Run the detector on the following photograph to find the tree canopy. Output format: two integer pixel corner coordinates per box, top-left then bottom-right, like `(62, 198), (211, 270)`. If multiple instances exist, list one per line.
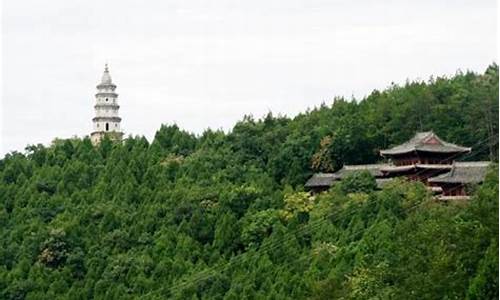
(0, 64), (498, 299)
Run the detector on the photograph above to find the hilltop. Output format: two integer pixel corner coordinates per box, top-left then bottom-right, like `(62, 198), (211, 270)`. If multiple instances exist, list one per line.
(0, 64), (498, 299)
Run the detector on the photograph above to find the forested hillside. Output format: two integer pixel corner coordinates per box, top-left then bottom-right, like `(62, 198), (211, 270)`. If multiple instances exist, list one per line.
(0, 64), (498, 299)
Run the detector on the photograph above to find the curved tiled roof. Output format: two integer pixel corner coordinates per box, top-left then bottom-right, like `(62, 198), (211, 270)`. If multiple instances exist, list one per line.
(380, 131), (471, 156)
(339, 164), (388, 177)
(304, 173), (338, 188)
(380, 164), (453, 173)
(428, 161), (491, 184)
(305, 164), (388, 188)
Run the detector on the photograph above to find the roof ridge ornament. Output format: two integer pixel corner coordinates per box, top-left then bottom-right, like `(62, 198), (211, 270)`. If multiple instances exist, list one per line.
(422, 132), (442, 145)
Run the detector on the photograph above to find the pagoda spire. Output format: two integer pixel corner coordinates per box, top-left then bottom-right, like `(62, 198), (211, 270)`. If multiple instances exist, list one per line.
(100, 63), (113, 85)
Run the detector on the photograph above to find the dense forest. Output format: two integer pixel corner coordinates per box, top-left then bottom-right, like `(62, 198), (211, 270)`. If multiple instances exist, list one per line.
(0, 64), (498, 299)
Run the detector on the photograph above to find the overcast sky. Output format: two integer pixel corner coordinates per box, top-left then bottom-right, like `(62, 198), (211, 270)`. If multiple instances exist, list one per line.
(1, 0), (497, 156)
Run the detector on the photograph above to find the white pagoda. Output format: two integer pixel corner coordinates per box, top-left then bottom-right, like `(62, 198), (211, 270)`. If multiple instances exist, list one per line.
(90, 64), (123, 145)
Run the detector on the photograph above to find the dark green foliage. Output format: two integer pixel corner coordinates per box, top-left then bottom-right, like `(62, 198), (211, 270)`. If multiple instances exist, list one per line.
(340, 171), (377, 194)
(0, 65), (498, 299)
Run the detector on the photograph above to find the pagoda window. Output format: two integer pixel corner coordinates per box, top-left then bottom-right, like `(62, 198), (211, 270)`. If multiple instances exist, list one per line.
(106, 123), (109, 131)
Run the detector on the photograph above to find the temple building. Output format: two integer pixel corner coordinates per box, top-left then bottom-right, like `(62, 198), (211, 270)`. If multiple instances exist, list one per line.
(90, 64), (124, 145)
(378, 131), (471, 183)
(305, 131), (491, 200)
(428, 161), (491, 200)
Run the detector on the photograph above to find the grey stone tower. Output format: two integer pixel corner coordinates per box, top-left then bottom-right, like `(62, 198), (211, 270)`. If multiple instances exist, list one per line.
(91, 64), (123, 145)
